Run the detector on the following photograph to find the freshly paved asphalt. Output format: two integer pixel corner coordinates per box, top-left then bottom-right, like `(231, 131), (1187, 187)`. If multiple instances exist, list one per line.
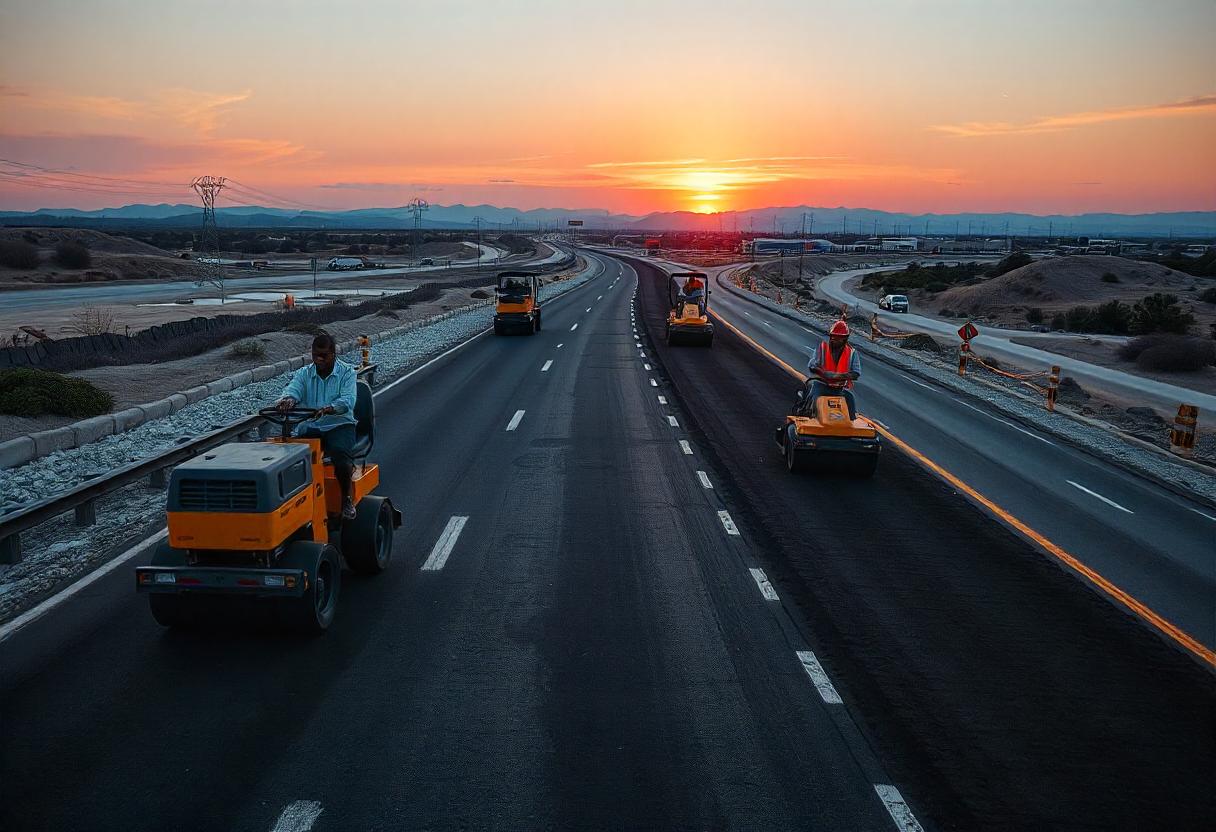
(2, 250), (1212, 830)
(1, 251), (904, 831)
(700, 262), (1216, 650)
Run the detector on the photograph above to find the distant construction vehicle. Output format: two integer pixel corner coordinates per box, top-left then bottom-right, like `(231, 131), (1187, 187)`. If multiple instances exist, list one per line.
(327, 257), (364, 271)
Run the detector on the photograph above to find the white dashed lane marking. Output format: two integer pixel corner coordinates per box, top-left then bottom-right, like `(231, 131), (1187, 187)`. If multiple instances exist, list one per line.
(657, 395), (667, 405)
(570, 323), (579, 331)
(679, 440), (693, 455)
(506, 410), (526, 431)
(667, 415), (679, 427)
(796, 650), (842, 705)
(541, 360), (553, 372)
(1066, 480), (1134, 514)
(900, 374), (936, 392)
(749, 567), (779, 601)
(270, 801), (324, 832)
(696, 470), (712, 489)
(650, 378), (658, 387)
(717, 510), (740, 536)
(644, 363), (651, 370)
(955, 400), (1055, 446)
(421, 516), (469, 571)
(874, 784), (925, 832)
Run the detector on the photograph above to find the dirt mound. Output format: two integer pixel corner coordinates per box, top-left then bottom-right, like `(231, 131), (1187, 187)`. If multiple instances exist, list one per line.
(0, 227), (170, 257)
(899, 333), (943, 353)
(932, 255), (1198, 312)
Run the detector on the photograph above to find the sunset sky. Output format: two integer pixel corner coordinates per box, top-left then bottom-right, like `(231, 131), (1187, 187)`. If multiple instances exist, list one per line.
(1, 0), (1213, 216)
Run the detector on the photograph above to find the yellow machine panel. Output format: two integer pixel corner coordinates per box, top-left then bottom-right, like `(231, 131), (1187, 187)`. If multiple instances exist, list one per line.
(497, 298), (536, 314)
(787, 396), (875, 438)
(167, 491), (313, 550)
(325, 463), (381, 516)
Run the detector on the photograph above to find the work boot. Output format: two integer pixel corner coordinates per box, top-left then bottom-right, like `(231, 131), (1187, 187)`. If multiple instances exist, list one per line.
(342, 498), (357, 520)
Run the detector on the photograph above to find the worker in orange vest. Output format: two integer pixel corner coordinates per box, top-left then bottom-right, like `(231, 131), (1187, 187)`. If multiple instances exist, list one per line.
(681, 274), (706, 312)
(797, 319), (861, 419)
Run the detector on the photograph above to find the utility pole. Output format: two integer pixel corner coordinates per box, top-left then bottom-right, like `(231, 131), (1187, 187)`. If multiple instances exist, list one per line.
(799, 212), (807, 279)
(473, 216), (484, 272)
(191, 175), (227, 302)
(407, 197), (429, 264)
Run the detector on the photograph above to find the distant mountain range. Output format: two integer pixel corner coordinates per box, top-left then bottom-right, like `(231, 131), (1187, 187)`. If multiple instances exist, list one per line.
(1, 202), (1212, 238)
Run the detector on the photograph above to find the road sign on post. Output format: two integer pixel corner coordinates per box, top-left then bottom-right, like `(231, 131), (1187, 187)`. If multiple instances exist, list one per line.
(958, 321), (979, 341)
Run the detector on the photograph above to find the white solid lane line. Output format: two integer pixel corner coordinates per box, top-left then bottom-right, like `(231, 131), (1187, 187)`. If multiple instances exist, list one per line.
(1191, 508), (1216, 522)
(1066, 480), (1134, 514)
(0, 529), (168, 644)
(667, 415), (679, 427)
(800, 326), (814, 334)
(570, 323), (579, 331)
(696, 470), (713, 489)
(541, 360), (553, 372)
(749, 567), (779, 601)
(421, 515), (470, 571)
(874, 785), (925, 832)
(657, 395), (667, 405)
(506, 410), (526, 431)
(271, 801), (324, 832)
(743, 310), (752, 317)
(762, 321), (773, 328)
(900, 374), (937, 392)
(718, 510), (740, 536)
(956, 400), (1056, 446)
(680, 440), (693, 455)
(796, 650), (843, 705)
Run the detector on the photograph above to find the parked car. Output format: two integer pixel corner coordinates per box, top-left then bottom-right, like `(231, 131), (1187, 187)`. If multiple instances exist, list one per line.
(879, 294), (909, 313)
(327, 257), (364, 271)
(419, 258), (435, 266)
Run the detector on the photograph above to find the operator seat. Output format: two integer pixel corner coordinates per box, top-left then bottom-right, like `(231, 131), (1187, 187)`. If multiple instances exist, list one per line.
(351, 381), (374, 463)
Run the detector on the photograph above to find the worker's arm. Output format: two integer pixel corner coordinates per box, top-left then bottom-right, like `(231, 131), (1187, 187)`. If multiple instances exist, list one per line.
(806, 342), (826, 379)
(321, 364), (357, 416)
(846, 349), (861, 381)
(277, 366), (307, 410)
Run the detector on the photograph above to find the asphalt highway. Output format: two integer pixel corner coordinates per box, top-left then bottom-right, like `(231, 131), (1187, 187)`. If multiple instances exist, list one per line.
(700, 263), (1216, 651)
(0, 242), (523, 313)
(2, 251), (914, 831)
(620, 253), (1214, 830)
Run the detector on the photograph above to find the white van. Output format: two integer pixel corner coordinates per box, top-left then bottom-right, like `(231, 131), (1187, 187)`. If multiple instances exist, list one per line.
(326, 257), (364, 271)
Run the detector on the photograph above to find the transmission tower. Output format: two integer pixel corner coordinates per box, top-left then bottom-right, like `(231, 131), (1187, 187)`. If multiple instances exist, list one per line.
(407, 197), (429, 264)
(191, 176), (227, 300)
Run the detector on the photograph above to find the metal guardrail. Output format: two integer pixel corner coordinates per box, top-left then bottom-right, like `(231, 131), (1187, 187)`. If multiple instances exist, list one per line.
(0, 414), (267, 564)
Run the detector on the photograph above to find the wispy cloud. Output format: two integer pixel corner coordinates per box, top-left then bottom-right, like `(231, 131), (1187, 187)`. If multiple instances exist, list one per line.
(933, 94), (1216, 137)
(488, 178), (515, 183)
(588, 158), (706, 169)
(157, 89), (253, 133)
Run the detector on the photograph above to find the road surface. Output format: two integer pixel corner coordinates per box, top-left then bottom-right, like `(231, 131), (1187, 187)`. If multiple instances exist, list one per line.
(1, 249), (1212, 832)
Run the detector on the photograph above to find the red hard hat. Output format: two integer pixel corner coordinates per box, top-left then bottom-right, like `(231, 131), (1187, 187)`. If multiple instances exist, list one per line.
(830, 320), (850, 336)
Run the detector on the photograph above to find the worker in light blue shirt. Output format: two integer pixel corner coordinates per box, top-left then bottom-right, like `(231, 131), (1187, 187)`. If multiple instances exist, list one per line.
(276, 332), (359, 518)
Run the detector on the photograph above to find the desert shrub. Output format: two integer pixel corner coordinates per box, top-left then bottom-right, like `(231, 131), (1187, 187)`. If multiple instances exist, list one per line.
(1025, 307), (1044, 324)
(54, 240), (91, 269)
(1100, 272), (1120, 283)
(1118, 334), (1171, 362)
(238, 238), (267, 255)
(1134, 337), (1216, 372)
(470, 289), (491, 299)
(0, 240), (40, 269)
(938, 308), (956, 318)
(375, 309), (399, 318)
(1092, 300), (1133, 334)
(1050, 313), (1067, 330)
(1198, 287), (1216, 304)
(0, 368), (113, 418)
(227, 340), (267, 359)
(1063, 306), (1094, 331)
(1131, 293), (1195, 334)
(924, 281), (949, 293)
(277, 238), (297, 254)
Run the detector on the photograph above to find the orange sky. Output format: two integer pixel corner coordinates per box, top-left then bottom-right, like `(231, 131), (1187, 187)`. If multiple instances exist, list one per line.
(1, 0), (1214, 215)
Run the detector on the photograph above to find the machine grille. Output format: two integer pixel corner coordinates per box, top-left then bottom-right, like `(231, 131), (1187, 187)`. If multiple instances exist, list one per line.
(177, 479), (259, 511)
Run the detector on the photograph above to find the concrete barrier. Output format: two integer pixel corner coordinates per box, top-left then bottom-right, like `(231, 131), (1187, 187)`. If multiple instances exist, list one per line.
(206, 378), (233, 396)
(182, 385), (210, 404)
(139, 399), (172, 421)
(112, 407), (146, 432)
(166, 393), (189, 413)
(71, 415), (116, 447)
(32, 427), (75, 457)
(0, 436), (36, 469)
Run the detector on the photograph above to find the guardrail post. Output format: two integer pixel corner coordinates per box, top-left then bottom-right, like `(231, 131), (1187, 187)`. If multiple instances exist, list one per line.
(359, 334), (370, 368)
(1169, 404), (1199, 458)
(75, 500), (96, 527)
(0, 533), (20, 565)
(1046, 365), (1060, 412)
(958, 342), (969, 375)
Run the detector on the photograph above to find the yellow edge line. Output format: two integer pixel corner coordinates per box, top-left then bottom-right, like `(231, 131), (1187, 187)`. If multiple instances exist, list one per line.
(710, 305), (1216, 669)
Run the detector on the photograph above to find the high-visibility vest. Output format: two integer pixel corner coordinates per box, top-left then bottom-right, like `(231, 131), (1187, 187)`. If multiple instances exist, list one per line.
(820, 342), (854, 388)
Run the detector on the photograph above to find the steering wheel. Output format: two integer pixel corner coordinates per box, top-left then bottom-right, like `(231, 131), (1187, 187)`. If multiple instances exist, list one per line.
(258, 406), (321, 438)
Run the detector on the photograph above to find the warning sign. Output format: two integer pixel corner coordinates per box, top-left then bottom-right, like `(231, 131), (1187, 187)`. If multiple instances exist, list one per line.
(958, 321), (979, 341)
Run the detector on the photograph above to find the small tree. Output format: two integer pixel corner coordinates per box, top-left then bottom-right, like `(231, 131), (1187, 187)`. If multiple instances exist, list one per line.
(64, 306), (118, 336)
(1093, 299), (1132, 334)
(1131, 293), (1195, 334)
(278, 238), (297, 254)
(1026, 307), (1044, 324)
(54, 240), (92, 269)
